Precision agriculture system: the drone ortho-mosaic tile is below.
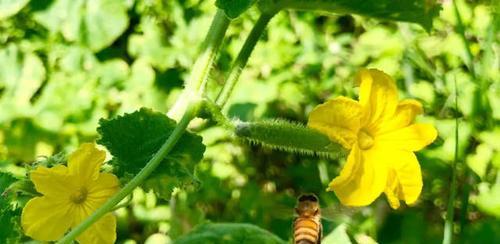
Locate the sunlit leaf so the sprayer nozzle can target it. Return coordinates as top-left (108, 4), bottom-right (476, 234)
top-left (0, 0), bottom-right (29, 20)
top-left (128, 18), bottom-right (171, 71)
top-left (33, 0), bottom-right (129, 51)
top-left (467, 144), bottom-right (493, 178)
top-left (0, 44), bottom-right (45, 121)
top-left (476, 182), bottom-right (500, 218)
top-left (322, 224), bottom-right (352, 244)
top-left (174, 223), bottom-right (286, 244)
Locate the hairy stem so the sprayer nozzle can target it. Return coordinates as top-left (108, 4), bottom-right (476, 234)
top-left (194, 10), bottom-right (231, 93)
top-left (168, 9), bottom-right (230, 120)
top-left (215, 12), bottom-right (275, 108)
top-left (200, 99), bottom-right (235, 130)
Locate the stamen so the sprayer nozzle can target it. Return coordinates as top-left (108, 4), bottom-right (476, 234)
top-left (70, 188), bottom-right (88, 204)
top-left (357, 130), bottom-right (374, 149)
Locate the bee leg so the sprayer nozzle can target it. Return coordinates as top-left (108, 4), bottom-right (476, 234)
top-left (318, 223), bottom-right (323, 244)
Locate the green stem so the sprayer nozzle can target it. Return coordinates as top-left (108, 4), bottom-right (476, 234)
top-left (201, 99), bottom-right (235, 130)
top-left (111, 195), bottom-right (132, 211)
top-left (459, 169), bottom-right (471, 242)
top-left (215, 12), bottom-right (275, 108)
top-left (57, 102), bottom-right (199, 244)
top-left (194, 10), bottom-right (231, 93)
top-left (443, 80), bottom-right (459, 244)
top-left (168, 9), bottom-right (230, 119)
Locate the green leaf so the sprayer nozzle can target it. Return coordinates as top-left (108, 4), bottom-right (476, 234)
top-left (0, 207), bottom-right (21, 244)
top-left (216, 0), bottom-right (256, 18)
top-left (0, 172), bottom-right (16, 194)
top-left (33, 0), bottom-right (129, 51)
top-left (0, 173), bottom-right (21, 244)
top-left (466, 144), bottom-right (493, 179)
top-left (174, 223), bottom-right (286, 244)
top-left (0, 0), bottom-right (29, 20)
top-left (260, 0), bottom-right (441, 31)
top-left (97, 108), bottom-right (205, 199)
top-left (322, 224), bottom-right (352, 244)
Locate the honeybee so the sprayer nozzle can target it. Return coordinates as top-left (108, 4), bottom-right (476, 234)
top-left (293, 194), bottom-right (322, 244)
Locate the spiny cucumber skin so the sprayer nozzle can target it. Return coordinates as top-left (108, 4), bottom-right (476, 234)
top-left (234, 120), bottom-right (346, 158)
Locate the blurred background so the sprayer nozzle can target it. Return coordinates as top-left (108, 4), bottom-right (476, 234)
top-left (0, 0), bottom-right (498, 243)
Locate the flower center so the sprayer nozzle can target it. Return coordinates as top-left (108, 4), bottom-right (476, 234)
top-left (70, 187), bottom-right (88, 204)
top-left (357, 130), bottom-right (374, 150)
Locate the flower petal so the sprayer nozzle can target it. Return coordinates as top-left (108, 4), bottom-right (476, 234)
top-left (308, 96), bottom-right (363, 149)
top-left (30, 165), bottom-right (77, 197)
top-left (356, 69), bottom-right (399, 132)
top-left (75, 213), bottom-right (117, 244)
top-left (86, 173), bottom-right (120, 206)
top-left (377, 99), bottom-right (423, 134)
top-left (68, 143), bottom-right (106, 183)
top-left (384, 170), bottom-right (402, 209)
top-left (376, 123), bottom-right (438, 151)
top-left (328, 145), bottom-right (388, 206)
top-left (384, 151), bottom-right (423, 209)
top-left (21, 196), bottom-right (73, 241)
top-left (396, 152), bottom-right (423, 204)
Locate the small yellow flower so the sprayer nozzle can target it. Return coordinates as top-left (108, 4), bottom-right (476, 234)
top-left (308, 69), bottom-right (437, 209)
top-left (21, 143), bottom-right (120, 243)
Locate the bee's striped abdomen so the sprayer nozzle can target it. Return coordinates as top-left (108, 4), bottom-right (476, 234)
top-left (293, 216), bottom-right (321, 244)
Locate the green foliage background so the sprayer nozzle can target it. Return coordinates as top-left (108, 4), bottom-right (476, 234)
top-left (0, 0), bottom-right (499, 243)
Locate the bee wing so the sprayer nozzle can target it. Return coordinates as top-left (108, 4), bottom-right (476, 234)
top-left (320, 204), bottom-right (361, 222)
top-left (269, 205), bottom-right (296, 220)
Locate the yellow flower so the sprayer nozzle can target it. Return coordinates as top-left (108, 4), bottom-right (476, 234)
top-left (308, 69), bottom-right (437, 209)
top-left (21, 143), bottom-right (120, 243)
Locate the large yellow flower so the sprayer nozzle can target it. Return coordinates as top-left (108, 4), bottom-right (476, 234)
top-left (22, 143), bottom-right (120, 243)
top-left (308, 69), bottom-right (437, 209)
